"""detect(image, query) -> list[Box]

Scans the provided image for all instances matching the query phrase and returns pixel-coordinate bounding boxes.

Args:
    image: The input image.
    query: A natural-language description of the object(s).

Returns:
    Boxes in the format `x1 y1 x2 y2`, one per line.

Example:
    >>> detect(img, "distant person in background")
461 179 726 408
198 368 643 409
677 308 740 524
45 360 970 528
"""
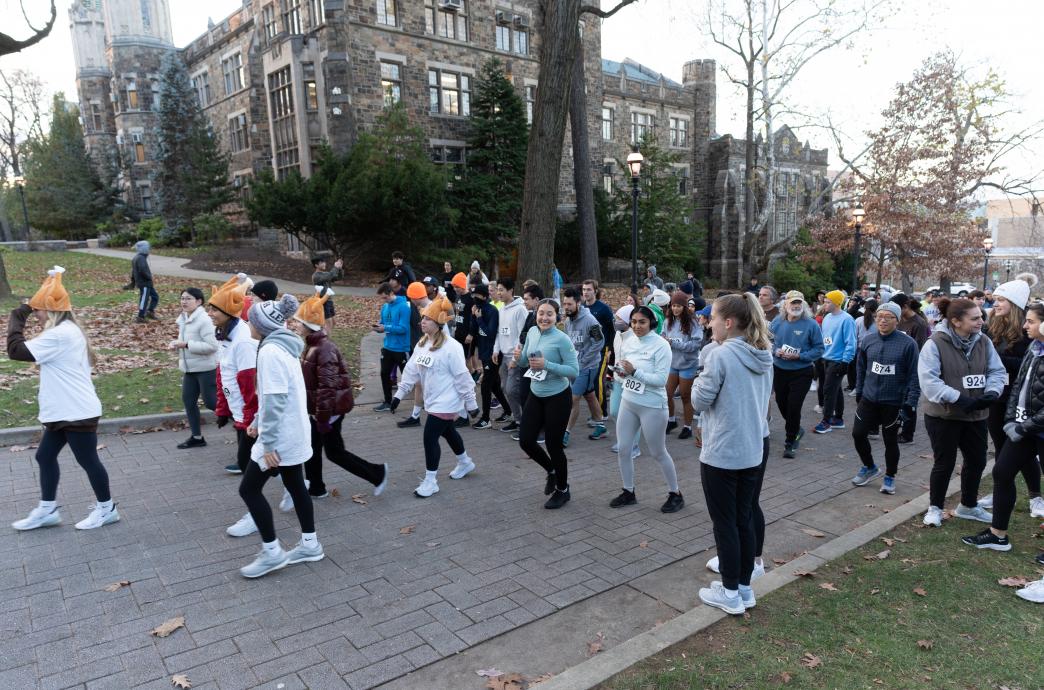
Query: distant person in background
469 260 490 286
745 276 761 295
130 240 159 323
311 255 343 333
645 265 664 290
758 286 780 322
552 264 564 302
385 251 416 287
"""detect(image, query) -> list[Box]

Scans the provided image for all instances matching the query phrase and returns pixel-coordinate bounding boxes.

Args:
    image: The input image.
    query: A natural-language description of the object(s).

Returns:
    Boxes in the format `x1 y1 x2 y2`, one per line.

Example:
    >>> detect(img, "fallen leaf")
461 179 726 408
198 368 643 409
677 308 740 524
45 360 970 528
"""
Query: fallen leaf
171 674 192 689
881 537 895 547
150 616 186 637
780 670 792 684
893 537 907 543
800 528 826 538
399 524 415 535
330 488 340 497
350 493 367 505
997 576 1030 588
638 540 649 548
773 558 787 566
870 588 881 595
841 565 854 575
530 674 554 685
864 549 890 561
425 541 441 547
139 397 150 404
586 631 605 656
103 580 130 592
917 639 933 650
864 504 876 508
819 582 839 592
116 394 125 399
913 587 927 597
485 674 526 690
800 652 822 669
8 444 36 452
836 454 846 459
918 453 932 459
476 668 503 678
793 569 817 577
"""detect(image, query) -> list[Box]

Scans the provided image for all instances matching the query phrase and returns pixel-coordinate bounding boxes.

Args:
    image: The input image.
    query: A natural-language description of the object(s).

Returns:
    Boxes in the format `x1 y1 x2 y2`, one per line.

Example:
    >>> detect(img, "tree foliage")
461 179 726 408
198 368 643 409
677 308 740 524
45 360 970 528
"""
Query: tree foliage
769 227 836 296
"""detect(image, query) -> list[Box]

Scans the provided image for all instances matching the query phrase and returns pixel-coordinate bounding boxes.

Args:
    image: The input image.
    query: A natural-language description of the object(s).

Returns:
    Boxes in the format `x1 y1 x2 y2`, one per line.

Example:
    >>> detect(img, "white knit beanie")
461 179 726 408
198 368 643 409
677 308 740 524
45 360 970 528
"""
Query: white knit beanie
248 294 300 336
993 273 1037 310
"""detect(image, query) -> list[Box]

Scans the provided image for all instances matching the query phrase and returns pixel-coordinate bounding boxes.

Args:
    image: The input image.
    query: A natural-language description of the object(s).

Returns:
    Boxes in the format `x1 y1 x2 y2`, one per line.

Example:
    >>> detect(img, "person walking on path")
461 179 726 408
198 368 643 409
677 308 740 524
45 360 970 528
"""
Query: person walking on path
373 283 411 412
663 290 703 440
850 302 920 494
471 284 511 429
962 301 1044 558
171 287 219 449
129 240 159 323
692 293 773 615
890 293 930 443
918 297 1007 528
814 290 857 434
769 291 824 458
495 278 528 434
311 255 343 333
562 287 607 445
611 305 684 513
515 298 580 509
284 287 389 506
7 266 119 531
391 297 481 498
236 295 323 578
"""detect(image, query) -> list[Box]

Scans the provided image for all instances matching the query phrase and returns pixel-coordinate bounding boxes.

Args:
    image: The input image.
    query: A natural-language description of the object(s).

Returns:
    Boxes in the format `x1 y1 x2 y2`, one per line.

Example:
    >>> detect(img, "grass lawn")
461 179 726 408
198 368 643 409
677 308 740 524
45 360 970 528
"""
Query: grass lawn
602 486 1044 690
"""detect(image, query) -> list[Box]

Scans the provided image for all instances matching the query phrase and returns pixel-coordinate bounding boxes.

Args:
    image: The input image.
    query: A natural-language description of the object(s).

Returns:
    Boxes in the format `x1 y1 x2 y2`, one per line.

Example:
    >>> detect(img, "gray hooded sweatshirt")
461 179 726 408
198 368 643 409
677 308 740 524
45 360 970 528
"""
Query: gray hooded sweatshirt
564 304 605 371
131 240 153 287
691 336 774 470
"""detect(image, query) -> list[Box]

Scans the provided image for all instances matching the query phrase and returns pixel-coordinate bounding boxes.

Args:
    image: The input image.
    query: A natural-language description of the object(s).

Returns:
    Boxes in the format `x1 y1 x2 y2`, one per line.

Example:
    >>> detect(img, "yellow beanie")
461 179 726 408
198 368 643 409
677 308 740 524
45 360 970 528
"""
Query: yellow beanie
29 266 72 312
825 290 845 308
294 286 332 330
209 273 253 317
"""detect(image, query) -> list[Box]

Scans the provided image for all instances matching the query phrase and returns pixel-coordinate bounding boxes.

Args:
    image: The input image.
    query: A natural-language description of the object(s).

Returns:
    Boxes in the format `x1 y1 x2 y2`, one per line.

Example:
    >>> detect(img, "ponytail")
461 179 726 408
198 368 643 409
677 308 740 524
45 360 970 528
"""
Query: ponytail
713 293 772 350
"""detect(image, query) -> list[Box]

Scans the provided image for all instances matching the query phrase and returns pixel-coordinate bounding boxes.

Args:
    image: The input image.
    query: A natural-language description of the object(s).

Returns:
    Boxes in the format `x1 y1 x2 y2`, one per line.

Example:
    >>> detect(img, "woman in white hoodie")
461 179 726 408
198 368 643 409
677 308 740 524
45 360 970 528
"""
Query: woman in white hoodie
171 287 219 449
392 296 480 498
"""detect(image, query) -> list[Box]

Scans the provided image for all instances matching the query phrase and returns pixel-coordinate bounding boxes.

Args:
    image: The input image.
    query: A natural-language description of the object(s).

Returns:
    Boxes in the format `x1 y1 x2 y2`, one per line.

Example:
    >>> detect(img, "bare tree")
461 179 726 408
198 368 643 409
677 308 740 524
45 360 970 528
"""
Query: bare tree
0 0 57 57
0 69 46 178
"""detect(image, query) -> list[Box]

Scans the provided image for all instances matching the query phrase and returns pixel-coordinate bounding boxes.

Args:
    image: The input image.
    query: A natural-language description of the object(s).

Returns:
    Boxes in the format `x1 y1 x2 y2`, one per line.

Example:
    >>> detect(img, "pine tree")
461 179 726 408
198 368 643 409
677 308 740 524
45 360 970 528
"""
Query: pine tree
21 93 112 238
156 53 232 243
454 58 528 262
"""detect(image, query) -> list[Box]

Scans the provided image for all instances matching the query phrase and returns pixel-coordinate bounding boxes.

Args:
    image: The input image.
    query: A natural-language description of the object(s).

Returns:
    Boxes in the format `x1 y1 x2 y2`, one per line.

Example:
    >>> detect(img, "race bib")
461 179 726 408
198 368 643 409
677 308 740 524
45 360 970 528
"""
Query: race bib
1015 406 1029 423
524 369 547 382
871 362 895 375
623 377 646 395
963 374 986 389
499 326 510 336
570 333 583 344
781 344 799 357
823 336 834 346
414 354 434 368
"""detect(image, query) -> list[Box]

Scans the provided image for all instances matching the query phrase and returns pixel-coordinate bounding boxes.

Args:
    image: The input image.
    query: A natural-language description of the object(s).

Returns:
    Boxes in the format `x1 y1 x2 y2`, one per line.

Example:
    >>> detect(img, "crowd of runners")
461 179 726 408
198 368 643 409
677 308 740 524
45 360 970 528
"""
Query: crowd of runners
6 254 1044 610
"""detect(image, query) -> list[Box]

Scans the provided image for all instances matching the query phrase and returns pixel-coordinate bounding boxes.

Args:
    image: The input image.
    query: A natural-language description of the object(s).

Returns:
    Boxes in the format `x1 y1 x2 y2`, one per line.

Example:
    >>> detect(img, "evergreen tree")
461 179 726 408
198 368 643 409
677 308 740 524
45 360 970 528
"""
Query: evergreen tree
156 53 232 243
21 93 112 239
769 226 836 296
453 58 528 261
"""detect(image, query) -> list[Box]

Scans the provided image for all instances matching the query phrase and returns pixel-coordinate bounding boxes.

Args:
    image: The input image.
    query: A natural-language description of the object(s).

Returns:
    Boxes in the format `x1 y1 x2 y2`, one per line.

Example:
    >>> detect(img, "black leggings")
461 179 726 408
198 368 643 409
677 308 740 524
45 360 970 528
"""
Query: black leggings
182 369 217 437
986 398 1041 497
701 460 761 590
239 461 314 543
753 436 768 557
236 428 257 472
422 415 466 471
519 387 571 491
35 427 111 502
925 415 988 509
991 436 1044 531
380 348 408 404
305 417 386 493
480 360 510 421
814 359 826 406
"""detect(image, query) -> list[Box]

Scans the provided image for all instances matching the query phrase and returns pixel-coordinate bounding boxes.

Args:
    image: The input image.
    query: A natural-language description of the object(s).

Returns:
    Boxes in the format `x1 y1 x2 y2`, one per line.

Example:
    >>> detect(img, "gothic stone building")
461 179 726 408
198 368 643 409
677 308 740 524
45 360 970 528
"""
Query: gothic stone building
69 0 826 281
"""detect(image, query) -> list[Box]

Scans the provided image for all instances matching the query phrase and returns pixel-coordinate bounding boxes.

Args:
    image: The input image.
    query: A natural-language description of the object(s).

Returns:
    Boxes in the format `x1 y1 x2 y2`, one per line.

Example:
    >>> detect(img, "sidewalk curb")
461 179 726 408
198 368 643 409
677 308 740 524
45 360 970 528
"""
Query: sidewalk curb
534 472 972 690
0 410 213 446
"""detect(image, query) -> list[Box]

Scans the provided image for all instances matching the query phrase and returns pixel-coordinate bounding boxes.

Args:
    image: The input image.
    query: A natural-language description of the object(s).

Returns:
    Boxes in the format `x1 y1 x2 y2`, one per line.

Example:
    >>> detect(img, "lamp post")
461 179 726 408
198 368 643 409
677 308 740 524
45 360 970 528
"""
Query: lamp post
850 204 865 295
626 147 644 297
982 237 993 289
12 174 31 248
1004 259 1014 282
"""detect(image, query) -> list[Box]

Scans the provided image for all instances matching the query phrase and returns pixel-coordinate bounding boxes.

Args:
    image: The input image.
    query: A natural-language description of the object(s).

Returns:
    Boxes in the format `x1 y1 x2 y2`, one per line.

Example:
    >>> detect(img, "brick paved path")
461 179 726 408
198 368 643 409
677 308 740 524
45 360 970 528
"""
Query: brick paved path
1 393 940 689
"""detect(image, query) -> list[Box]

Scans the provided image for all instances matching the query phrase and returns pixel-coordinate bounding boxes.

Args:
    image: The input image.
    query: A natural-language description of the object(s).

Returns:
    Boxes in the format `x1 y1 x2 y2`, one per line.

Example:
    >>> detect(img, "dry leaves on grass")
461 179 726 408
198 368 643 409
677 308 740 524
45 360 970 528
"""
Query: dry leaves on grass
818 582 839 592
793 569 817 578
841 565 854 575
870 588 881 595
586 631 605 656
864 549 891 561
149 616 186 638
800 528 826 538
778 670 792 683
799 653 822 669
913 587 927 597
917 639 933 651
170 674 192 688
103 580 130 592
997 576 1030 588
399 525 415 535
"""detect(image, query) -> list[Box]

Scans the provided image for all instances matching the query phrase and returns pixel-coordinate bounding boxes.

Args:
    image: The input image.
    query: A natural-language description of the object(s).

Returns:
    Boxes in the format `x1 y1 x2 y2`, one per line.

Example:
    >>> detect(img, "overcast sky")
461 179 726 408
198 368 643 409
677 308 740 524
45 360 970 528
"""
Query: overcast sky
2 0 1041 190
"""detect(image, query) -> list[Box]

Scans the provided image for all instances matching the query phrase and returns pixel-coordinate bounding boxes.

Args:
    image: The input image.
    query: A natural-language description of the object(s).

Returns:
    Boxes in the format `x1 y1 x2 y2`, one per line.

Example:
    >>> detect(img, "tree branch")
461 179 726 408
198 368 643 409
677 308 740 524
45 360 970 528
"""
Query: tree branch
0 0 57 57
580 0 639 19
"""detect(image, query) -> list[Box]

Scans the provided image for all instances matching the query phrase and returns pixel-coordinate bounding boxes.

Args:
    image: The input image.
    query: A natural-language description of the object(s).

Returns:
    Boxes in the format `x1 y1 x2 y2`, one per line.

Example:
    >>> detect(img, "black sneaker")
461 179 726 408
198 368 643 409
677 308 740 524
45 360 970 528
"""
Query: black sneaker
455 417 469 428
661 492 685 513
678 427 693 440
495 413 512 423
666 420 678 434
792 427 805 450
897 435 914 444
374 402 391 412
177 436 207 449
544 473 556 496
544 488 571 509
224 463 242 475
783 442 796 459
961 529 1011 551
610 489 637 508
1036 551 1044 566
501 421 520 433
472 419 492 430
397 416 420 428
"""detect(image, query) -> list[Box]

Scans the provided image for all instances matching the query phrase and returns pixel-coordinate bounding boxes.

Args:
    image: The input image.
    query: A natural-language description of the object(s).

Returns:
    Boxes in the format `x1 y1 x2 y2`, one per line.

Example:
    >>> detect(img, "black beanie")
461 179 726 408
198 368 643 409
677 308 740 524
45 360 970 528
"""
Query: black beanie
251 280 279 302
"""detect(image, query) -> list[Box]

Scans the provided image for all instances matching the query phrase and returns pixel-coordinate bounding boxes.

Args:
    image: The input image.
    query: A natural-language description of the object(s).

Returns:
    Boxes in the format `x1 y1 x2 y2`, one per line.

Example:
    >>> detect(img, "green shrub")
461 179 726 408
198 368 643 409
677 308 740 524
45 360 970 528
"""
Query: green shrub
192 213 233 244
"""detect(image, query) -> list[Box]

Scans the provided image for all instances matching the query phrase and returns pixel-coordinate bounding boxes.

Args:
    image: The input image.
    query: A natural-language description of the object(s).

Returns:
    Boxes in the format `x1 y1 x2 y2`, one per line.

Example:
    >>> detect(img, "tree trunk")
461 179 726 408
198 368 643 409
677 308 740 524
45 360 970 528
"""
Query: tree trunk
569 36 599 282
741 57 756 288
0 254 12 299
516 0 581 289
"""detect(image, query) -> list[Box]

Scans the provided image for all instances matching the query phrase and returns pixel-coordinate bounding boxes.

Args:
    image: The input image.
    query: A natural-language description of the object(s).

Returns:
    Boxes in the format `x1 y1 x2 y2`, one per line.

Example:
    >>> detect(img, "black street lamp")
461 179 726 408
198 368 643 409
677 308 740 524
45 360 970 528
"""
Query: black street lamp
12 174 31 248
982 237 993 289
850 204 865 295
626 147 644 297
1004 258 1014 283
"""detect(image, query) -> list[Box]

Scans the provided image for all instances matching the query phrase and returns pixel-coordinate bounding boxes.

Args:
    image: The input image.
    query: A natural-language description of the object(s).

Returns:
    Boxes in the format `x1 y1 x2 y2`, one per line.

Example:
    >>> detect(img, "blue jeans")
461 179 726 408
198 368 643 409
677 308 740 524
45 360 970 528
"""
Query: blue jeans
138 285 159 317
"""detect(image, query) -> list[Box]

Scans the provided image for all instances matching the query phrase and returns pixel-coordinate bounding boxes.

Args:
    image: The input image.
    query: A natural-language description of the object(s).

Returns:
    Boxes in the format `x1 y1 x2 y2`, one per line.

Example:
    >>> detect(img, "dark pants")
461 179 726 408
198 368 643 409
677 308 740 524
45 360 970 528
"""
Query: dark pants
182 369 217 437
701 460 761 590
35 427 111 502
846 358 857 390
992 437 1044 531
519 388 572 491
239 462 313 543
773 366 813 443
519 371 532 410
305 417 385 494
753 436 769 556
814 359 826 406
480 359 510 421
987 396 1041 497
821 360 848 420
236 428 257 472
925 415 988 509
899 406 917 440
422 415 467 471
137 285 159 318
380 348 408 404
853 400 902 476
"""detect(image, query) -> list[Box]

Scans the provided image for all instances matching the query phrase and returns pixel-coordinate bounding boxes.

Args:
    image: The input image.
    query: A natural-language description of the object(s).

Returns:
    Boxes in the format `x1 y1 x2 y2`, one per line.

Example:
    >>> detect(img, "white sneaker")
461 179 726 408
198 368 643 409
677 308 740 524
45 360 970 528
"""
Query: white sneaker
705 556 764 581
279 488 294 513
1016 578 1044 603
631 444 642 459
953 504 992 523
286 539 325 564
813 404 823 414
712 581 756 609
810 381 818 392
922 506 943 527
706 555 720 573
414 476 439 498
1029 496 1044 518
12 505 61 531
226 512 258 537
75 504 120 530
698 581 745 615
977 493 994 509
449 456 476 480
240 546 289 578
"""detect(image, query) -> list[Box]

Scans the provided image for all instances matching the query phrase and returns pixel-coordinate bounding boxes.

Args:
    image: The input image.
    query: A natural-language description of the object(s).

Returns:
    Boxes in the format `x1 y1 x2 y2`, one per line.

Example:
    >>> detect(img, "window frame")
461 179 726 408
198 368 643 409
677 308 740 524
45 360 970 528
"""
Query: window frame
222 52 245 95
192 71 211 107
630 111 653 144
669 116 689 148
228 112 249 153
283 0 302 34
381 61 403 107
268 66 300 179
376 0 397 26
601 106 614 141
424 0 468 42
428 67 470 117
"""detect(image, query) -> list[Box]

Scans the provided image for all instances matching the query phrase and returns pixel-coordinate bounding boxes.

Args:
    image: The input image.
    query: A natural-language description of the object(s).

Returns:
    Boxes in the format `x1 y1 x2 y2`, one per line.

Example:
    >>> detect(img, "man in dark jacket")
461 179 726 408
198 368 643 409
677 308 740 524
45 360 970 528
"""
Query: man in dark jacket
470 284 510 428
130 240 158 323
385 251 416 287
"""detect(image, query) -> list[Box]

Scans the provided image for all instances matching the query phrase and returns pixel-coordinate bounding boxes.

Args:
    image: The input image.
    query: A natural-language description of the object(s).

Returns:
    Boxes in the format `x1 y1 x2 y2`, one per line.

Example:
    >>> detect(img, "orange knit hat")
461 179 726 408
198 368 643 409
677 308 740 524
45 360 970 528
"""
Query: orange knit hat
451 272 468 291
209 273 253 317
421 295 453 325
294 286 332 330
29 265 72 312
406 281 427 300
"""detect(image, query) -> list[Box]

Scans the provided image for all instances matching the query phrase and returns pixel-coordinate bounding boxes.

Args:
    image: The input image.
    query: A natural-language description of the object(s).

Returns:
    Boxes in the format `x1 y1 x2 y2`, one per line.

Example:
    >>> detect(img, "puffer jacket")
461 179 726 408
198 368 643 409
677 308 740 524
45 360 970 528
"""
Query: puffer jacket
301 329 354 425
1005 341 1044 437
176 306 219 373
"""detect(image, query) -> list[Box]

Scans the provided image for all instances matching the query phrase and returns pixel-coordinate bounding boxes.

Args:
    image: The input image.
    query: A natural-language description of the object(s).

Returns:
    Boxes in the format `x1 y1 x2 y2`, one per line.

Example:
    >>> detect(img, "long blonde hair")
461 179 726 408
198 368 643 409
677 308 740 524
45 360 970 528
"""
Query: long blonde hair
417 324 447 351
714 293 772 350
45 311 97 367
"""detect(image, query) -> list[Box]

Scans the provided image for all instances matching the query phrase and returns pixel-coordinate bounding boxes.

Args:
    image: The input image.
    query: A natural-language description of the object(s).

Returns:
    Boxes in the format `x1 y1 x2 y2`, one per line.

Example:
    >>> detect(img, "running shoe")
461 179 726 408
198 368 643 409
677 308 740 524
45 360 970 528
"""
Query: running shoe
286 540 325 564
177 436 207 449
586 419 603 428
224 464 242 475
12 505 61 531
813 420 832 434
1016 578 1044 603
977 493 994 510
562 430 570 447
793 428 805 449
851 465 882 487
661 492 685 513
544 488 571 509
810 380 818 392
397 416 420 428
699 581 744 615
666 420 678 434
705 557 765 581
495 412 511 423
373 464 389 496
813 404 823 414
829 417 846 430
631 444 641 459
226 512 258 537
490 399 501 409
609 489 637 508
588 424 608 440
75 503 120 530
897 435 913 444
279 489 294 513
880 475 896 495
414 476 439 498
511 432 520 441
678 427 693 440
472 419 492 430
867 427 880 438
1036 551 1044 567
240 547 290 578
710 581 757 610
961 528 1011 551
373 402 392 412
449 456 476 479
501 421 520 433
782 443 796 459
1029 496 1044 518
610 442 618 453
953 504 993 523
922 506 943 527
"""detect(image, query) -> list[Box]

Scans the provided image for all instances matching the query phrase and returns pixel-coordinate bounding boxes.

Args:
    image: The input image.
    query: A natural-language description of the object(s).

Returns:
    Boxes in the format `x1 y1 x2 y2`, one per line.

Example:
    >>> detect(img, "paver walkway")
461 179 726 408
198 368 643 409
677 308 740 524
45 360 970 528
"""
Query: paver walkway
2 388 942 689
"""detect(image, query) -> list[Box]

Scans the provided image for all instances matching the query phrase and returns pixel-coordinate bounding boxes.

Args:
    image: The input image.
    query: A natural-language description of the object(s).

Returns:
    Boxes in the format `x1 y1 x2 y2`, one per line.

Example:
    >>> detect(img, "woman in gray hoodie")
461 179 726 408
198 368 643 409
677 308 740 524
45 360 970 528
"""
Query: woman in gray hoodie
691 293 773 615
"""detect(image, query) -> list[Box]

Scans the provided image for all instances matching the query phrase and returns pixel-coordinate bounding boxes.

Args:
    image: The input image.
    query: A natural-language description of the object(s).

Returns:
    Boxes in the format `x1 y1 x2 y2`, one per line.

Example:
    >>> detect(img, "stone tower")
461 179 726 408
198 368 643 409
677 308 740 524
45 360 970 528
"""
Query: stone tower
70 0 118 184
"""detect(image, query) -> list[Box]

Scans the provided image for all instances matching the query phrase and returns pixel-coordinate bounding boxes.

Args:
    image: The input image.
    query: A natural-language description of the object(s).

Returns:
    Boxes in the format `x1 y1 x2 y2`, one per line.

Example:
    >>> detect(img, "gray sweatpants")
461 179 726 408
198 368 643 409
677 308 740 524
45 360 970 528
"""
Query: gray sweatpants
500 358 523 422
616 399 679 493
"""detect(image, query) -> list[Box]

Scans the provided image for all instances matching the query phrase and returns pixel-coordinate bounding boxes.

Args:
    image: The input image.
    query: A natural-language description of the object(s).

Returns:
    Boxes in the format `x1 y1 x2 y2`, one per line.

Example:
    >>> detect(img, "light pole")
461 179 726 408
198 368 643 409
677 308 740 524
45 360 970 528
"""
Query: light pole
850 204 865 295
12 174 31 248
1004 258 1014 283
982 237 993 289
626 147 644 297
